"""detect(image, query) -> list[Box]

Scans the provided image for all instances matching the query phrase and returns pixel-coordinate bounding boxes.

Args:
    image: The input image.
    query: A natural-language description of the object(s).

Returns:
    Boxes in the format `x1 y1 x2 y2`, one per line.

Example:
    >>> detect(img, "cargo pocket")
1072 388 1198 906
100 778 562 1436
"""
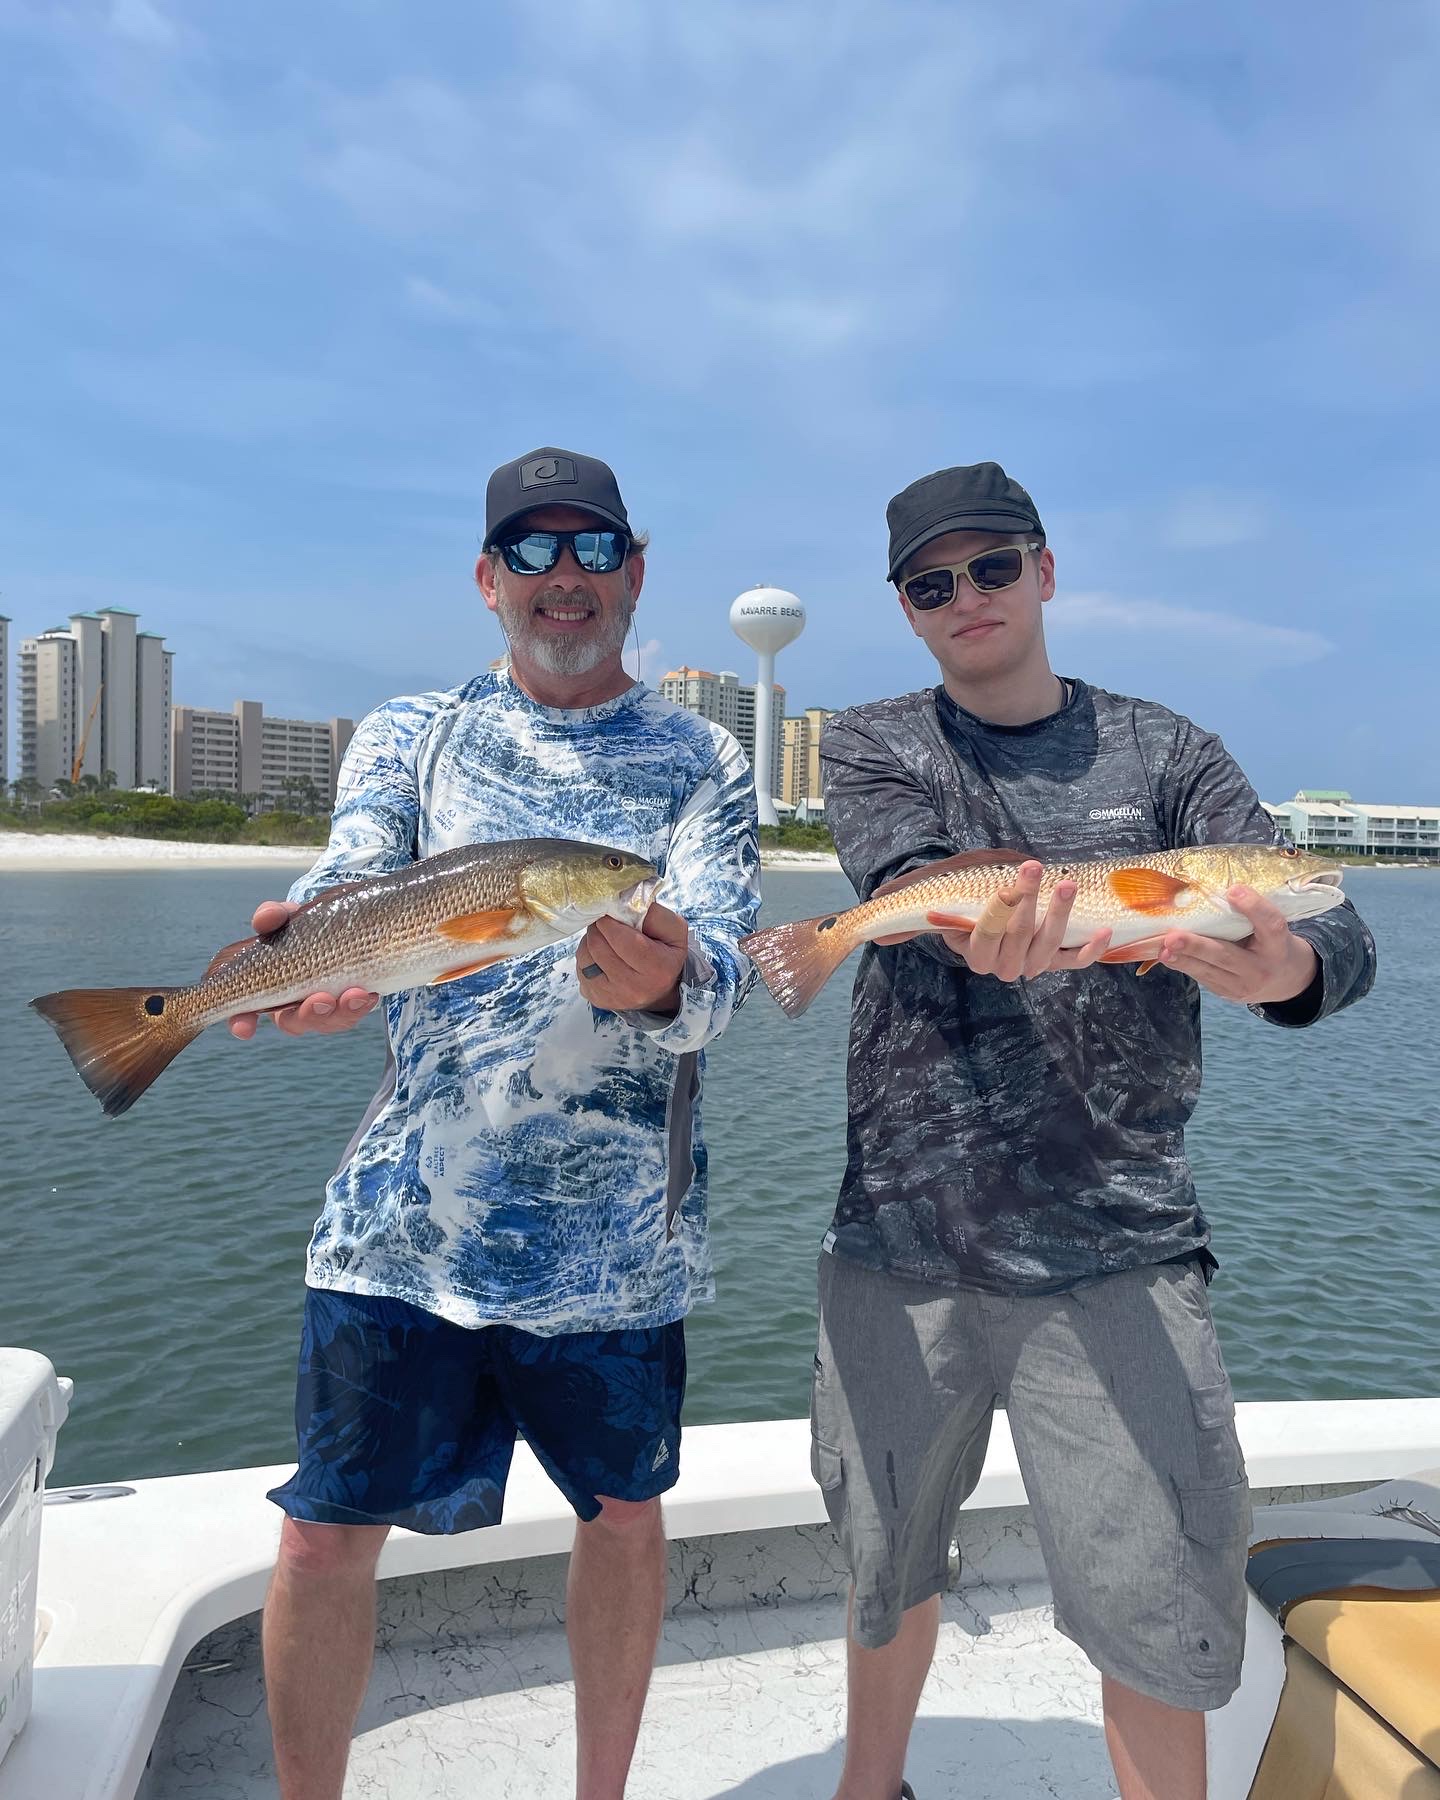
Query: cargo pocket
811 1438 848 1529
1189 1379 1244 1487
1176 1479 1250 1677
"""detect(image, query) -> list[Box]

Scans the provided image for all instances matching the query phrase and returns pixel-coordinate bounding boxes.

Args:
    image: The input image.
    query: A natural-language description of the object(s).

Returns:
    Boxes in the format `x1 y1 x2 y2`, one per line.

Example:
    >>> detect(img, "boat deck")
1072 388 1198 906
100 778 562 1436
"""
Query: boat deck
142 1518 1113 1800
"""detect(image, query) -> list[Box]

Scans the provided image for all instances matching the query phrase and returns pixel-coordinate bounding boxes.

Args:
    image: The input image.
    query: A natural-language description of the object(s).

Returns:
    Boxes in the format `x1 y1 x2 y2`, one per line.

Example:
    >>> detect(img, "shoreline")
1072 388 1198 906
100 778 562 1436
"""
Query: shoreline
0 833 846 875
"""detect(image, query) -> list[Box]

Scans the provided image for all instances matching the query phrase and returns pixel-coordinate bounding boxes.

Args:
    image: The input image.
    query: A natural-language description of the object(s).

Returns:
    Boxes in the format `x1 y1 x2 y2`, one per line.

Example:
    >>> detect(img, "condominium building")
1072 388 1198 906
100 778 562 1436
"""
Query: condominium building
17 609 173 792
1264 790 1440 860
171 701 355 809
781 706 835 810
0 613 8 790
659 665 786 799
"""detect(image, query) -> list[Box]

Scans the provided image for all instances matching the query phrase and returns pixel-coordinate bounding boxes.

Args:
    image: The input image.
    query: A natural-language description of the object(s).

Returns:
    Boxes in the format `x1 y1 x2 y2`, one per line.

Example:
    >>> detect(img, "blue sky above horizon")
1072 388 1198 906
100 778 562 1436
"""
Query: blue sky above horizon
2 0 1436 802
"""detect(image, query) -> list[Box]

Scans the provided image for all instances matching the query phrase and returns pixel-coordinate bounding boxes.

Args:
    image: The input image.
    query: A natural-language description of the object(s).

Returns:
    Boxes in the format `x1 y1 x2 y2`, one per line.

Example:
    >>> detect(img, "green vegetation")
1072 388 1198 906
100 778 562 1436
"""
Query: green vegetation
759 821 835 851
3 777 331 846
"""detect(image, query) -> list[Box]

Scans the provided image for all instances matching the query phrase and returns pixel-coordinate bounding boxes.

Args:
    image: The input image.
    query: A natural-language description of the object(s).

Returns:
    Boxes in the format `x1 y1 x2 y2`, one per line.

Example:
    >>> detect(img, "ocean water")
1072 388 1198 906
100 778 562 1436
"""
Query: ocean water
0 865 1434 1488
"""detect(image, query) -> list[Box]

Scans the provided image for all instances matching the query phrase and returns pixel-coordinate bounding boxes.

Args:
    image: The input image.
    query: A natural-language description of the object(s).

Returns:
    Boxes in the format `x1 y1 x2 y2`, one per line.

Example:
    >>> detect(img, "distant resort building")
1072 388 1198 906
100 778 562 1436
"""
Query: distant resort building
1264 791 1440 860
171 701 355 810
781 706 834 817
659 665 786 802
0 613 8 789
17 609 174 794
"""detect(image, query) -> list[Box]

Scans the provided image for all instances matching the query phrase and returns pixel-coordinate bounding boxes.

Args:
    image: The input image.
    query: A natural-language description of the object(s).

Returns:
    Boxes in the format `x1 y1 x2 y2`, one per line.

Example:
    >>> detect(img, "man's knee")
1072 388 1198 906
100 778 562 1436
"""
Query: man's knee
274 1516 390 1583
585 1494 664 1538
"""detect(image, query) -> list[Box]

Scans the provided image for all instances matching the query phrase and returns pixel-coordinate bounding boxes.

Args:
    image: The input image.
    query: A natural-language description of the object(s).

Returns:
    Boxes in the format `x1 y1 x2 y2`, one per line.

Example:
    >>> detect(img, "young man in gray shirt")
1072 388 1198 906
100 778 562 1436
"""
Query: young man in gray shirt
812 462 1375 1800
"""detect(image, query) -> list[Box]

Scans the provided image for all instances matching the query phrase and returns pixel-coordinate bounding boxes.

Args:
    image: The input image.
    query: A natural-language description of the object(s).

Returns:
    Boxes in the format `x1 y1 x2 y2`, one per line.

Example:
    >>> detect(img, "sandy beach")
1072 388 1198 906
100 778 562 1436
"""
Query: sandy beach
0 833 844 875
0 833 322 873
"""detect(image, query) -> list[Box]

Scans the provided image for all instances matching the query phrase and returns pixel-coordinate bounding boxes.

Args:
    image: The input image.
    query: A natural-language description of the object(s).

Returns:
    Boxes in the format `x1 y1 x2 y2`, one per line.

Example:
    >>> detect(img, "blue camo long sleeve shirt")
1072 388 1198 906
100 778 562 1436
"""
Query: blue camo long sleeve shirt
287 672 760 1334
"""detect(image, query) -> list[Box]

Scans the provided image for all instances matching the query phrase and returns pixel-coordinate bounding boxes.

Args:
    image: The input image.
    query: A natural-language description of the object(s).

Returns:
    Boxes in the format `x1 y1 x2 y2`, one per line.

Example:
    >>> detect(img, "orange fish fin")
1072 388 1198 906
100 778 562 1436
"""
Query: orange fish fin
740 913 858 1019
923 911 977 932
1097 936 1169 965
204 937 255 978
1136 959 1160 977
437 908 518 944
873 849 1026 898
30 987 201 1117
430 954 507 985
1107 867 1192 915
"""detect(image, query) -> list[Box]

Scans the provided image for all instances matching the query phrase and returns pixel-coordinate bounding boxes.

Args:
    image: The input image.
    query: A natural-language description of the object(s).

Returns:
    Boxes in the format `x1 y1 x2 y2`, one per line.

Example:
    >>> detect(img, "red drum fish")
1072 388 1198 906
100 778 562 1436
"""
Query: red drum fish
741 843 1344 1019
32 837 658 1115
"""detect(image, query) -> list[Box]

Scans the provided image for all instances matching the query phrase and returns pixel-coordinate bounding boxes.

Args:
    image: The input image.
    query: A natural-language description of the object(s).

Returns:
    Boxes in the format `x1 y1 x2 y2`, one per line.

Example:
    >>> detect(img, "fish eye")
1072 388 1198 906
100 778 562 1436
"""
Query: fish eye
1281 846 1299 859
605 854 623 870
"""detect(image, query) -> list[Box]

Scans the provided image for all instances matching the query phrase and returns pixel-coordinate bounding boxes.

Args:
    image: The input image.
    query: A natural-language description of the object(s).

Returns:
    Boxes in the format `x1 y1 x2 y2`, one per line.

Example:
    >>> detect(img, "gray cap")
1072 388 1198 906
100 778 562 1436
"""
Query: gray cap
886 461 1044 580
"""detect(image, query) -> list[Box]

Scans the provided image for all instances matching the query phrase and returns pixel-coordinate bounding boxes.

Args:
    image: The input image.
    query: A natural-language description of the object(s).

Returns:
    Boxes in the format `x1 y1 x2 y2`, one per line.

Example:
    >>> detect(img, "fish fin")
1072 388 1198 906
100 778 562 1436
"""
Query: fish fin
430 955 507 985
923 911 977 933
1137 959 1159 976
1107 867 1192 915
437 908 519 944
204 936 256 978
873 849 1026 898
739 913 859 1019
1097 936 1169 965
30 987 201 1117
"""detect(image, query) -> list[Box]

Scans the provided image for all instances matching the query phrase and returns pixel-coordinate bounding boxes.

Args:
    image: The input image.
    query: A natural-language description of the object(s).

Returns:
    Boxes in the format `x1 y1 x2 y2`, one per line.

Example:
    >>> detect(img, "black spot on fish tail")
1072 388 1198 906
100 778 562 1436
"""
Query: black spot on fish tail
817 916 839 933
144 994 166 1015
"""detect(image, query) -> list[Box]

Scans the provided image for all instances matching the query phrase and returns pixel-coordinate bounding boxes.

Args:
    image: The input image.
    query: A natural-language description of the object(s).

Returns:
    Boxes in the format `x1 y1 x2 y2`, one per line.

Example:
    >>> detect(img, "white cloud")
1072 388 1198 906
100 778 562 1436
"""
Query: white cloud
624 635 665 682
1053 590 1332 668
1160 487 1269 550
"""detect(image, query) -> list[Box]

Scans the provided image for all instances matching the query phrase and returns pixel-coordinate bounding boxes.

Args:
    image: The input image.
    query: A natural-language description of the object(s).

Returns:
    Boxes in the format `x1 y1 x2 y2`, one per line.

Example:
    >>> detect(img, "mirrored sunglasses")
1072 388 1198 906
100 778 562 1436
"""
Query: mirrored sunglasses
495 528 631 577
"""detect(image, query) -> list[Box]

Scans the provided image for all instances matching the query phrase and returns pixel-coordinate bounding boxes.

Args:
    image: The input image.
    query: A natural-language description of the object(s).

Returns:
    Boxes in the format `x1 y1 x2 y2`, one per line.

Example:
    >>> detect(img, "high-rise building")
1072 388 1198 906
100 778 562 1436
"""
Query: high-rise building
17 608 174 792
0 613 9 791
171 701 355 809
659 665 785 800
782 706 835 810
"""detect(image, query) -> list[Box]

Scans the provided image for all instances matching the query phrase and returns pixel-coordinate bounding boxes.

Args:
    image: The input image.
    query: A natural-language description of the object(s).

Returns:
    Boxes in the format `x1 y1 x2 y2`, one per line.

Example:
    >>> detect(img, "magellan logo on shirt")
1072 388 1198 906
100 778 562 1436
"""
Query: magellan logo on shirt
1088 804 1146 822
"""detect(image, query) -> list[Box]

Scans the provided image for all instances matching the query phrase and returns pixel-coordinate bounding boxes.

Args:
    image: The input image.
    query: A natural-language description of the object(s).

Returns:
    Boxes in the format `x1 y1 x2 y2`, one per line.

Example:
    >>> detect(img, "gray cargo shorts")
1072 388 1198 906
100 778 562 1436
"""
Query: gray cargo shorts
811 1251 1251 1711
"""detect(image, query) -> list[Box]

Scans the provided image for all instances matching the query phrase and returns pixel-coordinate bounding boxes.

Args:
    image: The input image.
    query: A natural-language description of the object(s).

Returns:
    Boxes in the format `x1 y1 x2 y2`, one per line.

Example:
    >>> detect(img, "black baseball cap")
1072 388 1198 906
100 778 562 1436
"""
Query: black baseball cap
484 447 631 548
886 461 1044 581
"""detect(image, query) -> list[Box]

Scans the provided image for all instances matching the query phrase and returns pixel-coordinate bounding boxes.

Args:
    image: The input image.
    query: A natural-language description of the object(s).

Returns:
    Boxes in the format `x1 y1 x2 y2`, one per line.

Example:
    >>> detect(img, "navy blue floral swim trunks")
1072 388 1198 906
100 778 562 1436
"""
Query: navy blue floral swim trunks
267 1287 687 1533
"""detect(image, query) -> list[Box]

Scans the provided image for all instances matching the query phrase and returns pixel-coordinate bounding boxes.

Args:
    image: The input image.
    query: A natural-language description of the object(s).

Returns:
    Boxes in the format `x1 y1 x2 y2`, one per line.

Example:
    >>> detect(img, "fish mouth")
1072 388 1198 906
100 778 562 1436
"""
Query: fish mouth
1298 869 1344 890
621 877 660 916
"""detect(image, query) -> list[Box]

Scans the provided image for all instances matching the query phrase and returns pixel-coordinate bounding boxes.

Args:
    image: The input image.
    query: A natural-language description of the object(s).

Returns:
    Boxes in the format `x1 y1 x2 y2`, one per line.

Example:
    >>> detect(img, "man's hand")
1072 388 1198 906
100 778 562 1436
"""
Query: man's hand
227 899 380 1040
876 860 1112 981
577 902 689 1016
1148 885 1319 1005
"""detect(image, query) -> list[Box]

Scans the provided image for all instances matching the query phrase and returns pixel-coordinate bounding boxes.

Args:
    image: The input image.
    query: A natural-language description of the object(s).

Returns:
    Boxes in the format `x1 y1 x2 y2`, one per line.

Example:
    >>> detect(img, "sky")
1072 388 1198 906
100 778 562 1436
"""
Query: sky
1 0 1437 802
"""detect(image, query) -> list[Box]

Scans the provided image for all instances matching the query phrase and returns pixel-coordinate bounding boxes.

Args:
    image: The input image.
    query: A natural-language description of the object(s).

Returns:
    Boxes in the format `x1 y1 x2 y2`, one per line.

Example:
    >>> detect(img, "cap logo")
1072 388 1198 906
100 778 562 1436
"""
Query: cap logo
519 456 577 489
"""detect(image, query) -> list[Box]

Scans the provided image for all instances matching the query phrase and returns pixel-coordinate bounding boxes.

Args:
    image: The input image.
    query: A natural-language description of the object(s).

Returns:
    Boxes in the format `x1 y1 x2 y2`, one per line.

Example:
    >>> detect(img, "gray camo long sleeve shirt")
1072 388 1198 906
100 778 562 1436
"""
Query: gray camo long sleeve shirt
820 680 1376 1294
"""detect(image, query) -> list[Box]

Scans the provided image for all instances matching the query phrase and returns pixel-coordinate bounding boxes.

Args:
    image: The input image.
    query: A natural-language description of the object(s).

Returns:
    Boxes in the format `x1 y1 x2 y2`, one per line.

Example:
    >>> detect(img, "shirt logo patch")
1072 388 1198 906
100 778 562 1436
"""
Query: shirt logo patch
650 1439 671 1472
519 455 577 489
1088 804 1146 822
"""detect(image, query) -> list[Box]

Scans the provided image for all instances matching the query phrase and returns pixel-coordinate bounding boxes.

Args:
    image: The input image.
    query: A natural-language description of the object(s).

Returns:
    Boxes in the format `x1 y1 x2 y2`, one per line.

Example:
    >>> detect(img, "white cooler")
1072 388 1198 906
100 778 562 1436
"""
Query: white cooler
0 1351 71 1771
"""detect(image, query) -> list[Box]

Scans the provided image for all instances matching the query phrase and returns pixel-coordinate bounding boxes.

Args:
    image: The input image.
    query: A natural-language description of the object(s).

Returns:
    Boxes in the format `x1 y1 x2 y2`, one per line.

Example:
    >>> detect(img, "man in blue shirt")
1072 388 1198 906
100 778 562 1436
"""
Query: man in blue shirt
231 447 759 1800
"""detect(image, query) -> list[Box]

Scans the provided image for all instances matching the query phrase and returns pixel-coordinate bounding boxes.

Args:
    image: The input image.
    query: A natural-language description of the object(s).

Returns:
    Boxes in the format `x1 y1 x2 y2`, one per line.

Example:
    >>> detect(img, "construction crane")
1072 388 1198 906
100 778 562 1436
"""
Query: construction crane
71 682 103 785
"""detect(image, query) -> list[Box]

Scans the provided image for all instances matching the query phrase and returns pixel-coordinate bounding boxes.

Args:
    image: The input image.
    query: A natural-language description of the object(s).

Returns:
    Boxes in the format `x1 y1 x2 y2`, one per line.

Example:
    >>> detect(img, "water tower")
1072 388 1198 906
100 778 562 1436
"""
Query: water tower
729 585 806 827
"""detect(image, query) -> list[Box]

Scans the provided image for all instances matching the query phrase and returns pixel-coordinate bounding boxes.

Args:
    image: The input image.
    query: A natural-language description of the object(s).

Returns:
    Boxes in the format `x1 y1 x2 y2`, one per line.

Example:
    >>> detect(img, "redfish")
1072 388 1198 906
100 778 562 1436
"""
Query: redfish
32 837 657 1115
741 843 1344 1018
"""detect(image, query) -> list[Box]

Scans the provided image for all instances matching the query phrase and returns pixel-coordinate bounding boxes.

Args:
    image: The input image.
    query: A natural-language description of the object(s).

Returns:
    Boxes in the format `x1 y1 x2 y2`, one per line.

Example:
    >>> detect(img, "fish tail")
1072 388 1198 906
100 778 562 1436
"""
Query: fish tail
739 913 860 1019
30 986 201 1117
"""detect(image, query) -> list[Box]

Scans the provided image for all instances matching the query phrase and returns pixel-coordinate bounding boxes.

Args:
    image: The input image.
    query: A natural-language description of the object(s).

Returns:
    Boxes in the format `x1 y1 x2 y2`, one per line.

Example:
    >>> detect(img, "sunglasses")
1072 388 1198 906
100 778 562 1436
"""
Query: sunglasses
494 527 631 577
900 541 1042 611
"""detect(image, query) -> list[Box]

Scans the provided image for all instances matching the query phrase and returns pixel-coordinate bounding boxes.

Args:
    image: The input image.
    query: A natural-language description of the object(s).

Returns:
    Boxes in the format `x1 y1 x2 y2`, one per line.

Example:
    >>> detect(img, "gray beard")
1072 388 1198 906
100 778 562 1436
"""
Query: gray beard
497 583 635 677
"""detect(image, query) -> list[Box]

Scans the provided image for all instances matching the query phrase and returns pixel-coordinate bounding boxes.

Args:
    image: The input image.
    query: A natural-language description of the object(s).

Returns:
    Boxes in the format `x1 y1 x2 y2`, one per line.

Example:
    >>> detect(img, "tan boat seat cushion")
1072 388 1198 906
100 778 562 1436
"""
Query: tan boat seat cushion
1282 1591 1440 1766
